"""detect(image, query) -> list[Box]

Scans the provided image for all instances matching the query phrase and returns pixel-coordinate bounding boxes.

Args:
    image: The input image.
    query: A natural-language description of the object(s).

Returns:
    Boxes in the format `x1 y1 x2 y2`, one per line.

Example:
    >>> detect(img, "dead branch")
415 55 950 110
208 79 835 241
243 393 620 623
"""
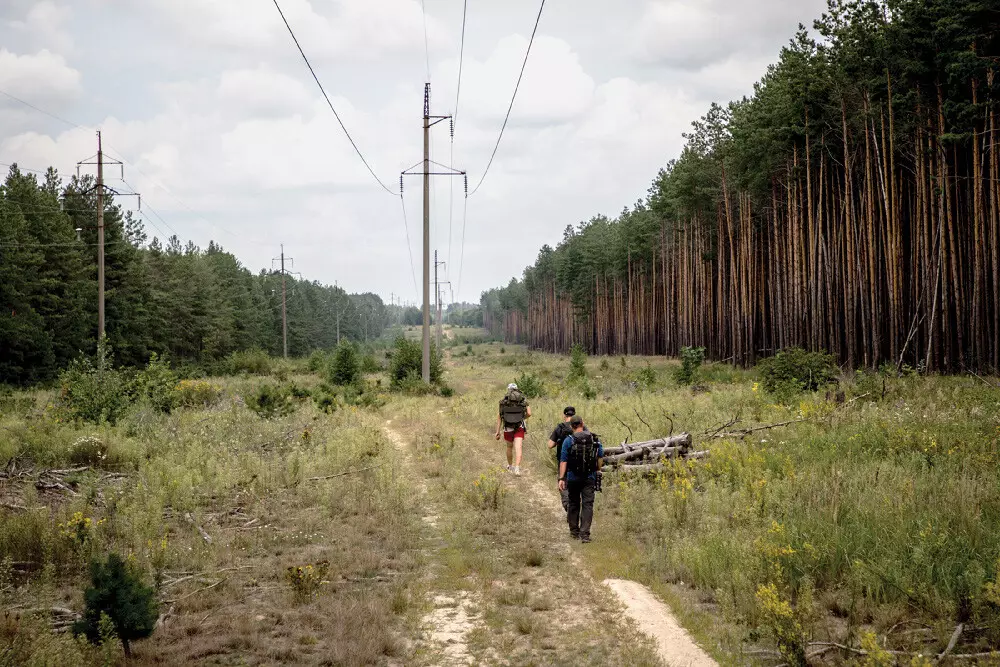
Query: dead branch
184 513 213 544
711 419 805 439
609 411 634 444
155 604 175 630
704 412 741 438
661 411 675 437
937 623 963 663
1 502 28 511
307 463 384 481
42 466 90 476
633 408 653 434
970 371 1000 390
165 578 225 604
34 480 78 495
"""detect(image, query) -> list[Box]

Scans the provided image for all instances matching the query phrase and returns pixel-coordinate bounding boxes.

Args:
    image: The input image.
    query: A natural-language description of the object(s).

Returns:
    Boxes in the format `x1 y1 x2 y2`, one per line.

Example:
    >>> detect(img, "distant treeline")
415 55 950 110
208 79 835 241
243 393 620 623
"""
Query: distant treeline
1 166 389 385
482 0 1000 372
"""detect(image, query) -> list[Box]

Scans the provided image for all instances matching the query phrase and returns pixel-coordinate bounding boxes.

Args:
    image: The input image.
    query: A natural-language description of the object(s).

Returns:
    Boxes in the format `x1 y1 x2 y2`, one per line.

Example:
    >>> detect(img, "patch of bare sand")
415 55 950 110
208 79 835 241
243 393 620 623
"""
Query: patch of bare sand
604 579 718 667
526 466 718 667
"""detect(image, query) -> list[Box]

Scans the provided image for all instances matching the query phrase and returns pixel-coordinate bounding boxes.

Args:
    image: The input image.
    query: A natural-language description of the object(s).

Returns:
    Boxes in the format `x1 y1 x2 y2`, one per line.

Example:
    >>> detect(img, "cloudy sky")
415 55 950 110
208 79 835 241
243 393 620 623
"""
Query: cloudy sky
0 0 828 305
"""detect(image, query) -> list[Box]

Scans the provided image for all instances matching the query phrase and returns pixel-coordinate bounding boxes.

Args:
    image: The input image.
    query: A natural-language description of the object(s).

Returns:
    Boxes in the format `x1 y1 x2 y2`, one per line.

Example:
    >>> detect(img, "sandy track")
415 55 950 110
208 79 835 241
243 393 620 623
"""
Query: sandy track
604 578 718 667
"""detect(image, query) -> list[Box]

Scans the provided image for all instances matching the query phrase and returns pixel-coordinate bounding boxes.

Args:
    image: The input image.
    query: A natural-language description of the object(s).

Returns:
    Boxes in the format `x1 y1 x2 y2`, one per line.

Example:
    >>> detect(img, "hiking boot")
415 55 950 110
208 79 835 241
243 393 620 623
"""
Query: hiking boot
513 466 521 476
570 532 580 540
505 464 513 473
581 536 592 544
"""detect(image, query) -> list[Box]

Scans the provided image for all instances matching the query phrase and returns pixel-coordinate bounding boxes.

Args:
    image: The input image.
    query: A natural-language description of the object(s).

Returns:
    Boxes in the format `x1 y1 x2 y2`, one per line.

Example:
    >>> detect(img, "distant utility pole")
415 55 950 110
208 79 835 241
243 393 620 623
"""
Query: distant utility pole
272 245 294 358
434 250 445 351
76 130 139 347
402 83 467 382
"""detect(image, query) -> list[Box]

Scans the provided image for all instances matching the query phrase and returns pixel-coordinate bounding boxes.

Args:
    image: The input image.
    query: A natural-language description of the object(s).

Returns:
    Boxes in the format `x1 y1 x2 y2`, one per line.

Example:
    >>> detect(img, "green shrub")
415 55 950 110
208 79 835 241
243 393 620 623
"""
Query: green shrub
312 384 339 414
247 384 296 419
568 344 587 382
173 379 222 407
757 348 837 401
307 350 328 372
637 363 657 388
136 353 178 413
57 343 136 425
328 341 361 386
74 553 158 657
439 384 455 397
359 353 382 374
516 372 545 399
600 358 610 371
673 346 705 385
225 348 272 376
389 337 442 387
581 379 597 400
68 436 108 466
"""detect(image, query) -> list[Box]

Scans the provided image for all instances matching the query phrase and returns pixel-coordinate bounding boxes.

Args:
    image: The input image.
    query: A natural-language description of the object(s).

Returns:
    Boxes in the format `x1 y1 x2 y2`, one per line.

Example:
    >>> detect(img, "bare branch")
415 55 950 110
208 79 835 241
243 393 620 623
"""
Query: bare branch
308 463 384 481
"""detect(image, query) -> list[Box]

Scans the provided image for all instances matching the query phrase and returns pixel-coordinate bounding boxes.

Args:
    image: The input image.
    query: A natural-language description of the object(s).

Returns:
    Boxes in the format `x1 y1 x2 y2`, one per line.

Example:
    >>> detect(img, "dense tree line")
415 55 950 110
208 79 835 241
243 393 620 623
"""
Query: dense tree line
483 0 1000 372
1 166 389 385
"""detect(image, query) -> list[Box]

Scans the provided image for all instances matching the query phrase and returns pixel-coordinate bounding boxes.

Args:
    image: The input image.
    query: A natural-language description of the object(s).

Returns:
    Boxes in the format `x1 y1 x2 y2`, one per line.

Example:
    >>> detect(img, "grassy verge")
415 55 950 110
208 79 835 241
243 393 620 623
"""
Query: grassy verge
450 341 1000 662
0 373 422 665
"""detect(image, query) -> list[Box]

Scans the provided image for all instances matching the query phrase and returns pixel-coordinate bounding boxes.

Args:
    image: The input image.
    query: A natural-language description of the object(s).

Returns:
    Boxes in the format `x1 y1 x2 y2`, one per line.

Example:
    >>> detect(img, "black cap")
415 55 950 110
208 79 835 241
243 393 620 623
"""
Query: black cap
569 415 584 429
563 406 576 417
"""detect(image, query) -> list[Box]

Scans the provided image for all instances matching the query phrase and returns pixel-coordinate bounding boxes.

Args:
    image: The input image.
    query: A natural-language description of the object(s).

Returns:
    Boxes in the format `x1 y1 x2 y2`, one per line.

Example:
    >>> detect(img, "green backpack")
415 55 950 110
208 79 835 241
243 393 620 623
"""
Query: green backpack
499 390 527 428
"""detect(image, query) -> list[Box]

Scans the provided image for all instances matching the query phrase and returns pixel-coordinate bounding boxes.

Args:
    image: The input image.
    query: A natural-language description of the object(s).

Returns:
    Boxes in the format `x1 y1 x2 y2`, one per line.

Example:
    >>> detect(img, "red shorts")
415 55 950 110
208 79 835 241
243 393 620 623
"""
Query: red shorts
503 427 526 443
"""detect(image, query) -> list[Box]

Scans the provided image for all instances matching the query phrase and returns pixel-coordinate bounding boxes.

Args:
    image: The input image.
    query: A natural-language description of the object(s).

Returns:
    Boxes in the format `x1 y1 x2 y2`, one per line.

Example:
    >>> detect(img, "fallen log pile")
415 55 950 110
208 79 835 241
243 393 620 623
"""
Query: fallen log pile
602 433 708 475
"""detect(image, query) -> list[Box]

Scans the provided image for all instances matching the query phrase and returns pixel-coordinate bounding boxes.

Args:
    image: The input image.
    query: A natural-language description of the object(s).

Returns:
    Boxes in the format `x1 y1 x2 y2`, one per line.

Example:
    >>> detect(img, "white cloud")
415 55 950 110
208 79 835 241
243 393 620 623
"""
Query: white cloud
150 0 451 60
633 0 827 69
5 1 73 54
0 49 81 102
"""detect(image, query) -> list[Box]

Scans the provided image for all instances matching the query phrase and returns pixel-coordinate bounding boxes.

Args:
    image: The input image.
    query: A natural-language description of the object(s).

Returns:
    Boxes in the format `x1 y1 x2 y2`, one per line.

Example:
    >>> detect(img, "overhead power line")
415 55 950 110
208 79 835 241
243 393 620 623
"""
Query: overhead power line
420 0 431 82
399 190 420 297
469 0 547 196
448 0 468 273
271 0 399 196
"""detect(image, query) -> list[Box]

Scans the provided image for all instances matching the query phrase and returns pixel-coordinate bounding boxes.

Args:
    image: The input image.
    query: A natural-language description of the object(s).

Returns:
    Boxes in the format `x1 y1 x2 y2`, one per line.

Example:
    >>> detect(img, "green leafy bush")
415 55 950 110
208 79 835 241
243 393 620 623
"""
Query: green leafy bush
439 384 455 397
568 344 587 382
136 353 178 413
673 346 705 385
389 337 441 387
225 348 272 376
328 341 361 386
247 383 296 419
173 379 222 407
57 344 136 425
516 372 545 399
307 350 328 372
312 384 339 414
74 553 158 657
359 353 382 374
757 348 837 400
637 363 657 388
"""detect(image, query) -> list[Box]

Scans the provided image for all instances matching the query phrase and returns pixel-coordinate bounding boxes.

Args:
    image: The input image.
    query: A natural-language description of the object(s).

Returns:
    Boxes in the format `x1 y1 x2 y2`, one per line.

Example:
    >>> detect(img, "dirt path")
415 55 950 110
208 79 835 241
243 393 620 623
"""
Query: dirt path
525 467 718 667
605 579 718 667
384 420 480 665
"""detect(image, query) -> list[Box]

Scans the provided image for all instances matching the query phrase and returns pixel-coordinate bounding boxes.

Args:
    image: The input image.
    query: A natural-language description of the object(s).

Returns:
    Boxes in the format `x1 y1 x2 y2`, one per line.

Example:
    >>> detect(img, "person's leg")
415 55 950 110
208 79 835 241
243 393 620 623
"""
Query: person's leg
512 436 523 471
566 480 582 538
506 443 514 466
579 479 596 542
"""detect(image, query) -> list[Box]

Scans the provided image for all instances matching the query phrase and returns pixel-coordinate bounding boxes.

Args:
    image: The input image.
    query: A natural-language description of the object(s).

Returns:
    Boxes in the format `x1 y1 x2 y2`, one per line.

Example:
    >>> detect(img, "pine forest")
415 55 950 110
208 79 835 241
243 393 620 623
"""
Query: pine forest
482 0 1000 373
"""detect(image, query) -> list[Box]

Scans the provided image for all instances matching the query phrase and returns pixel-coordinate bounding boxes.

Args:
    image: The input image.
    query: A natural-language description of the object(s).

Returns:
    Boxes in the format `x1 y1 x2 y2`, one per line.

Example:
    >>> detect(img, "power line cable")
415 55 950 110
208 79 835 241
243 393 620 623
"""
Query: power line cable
271 0 399 196
399 191 420 297
420 0 431 82
448 0 468 272
469 0 546 196
0 89 85 130
456 191 469 297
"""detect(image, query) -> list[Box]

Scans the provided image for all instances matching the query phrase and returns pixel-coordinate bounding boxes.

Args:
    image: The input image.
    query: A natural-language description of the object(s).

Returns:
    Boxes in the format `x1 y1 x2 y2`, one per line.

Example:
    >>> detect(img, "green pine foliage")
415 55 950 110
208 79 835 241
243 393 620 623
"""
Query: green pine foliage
328 341 361 386
673 346 706 386
389 337 442 387
74 553 159 657
0 166 395 386
568 345 587 382
757 348 838 400
57 342 136 425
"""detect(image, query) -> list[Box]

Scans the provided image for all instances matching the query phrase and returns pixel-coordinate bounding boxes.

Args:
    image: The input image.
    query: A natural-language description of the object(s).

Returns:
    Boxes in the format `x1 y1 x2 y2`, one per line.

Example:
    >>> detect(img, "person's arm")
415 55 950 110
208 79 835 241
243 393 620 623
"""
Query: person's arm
495 414 502 440
558 461 567 491
547 439 557 450
525 405 532 419
597 442 604 471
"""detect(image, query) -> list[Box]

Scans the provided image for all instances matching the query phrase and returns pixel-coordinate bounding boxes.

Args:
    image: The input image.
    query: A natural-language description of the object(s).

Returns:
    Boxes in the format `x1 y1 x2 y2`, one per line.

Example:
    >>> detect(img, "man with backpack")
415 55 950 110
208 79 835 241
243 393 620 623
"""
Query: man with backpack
558 415 603 542
495 382 531 476
547 406 576 511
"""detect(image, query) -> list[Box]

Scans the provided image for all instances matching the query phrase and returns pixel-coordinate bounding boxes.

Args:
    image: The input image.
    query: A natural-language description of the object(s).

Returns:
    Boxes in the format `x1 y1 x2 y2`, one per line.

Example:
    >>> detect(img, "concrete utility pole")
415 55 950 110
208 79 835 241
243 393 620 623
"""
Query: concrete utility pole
96 133 105 341
401 83 466 383
272 246 294 358
435 251 447 352
76 131 136 353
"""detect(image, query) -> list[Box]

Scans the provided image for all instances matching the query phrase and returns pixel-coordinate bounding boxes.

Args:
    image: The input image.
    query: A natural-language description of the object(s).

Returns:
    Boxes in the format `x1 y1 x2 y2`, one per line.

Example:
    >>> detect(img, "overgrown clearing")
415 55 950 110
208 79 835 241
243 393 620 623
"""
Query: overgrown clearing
3 332 1000 664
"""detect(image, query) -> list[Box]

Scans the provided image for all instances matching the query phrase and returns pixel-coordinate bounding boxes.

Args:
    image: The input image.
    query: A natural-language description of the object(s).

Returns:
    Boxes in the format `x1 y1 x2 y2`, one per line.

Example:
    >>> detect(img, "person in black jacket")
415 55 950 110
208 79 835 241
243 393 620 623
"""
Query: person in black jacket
547 406 576 511
558 416 603 543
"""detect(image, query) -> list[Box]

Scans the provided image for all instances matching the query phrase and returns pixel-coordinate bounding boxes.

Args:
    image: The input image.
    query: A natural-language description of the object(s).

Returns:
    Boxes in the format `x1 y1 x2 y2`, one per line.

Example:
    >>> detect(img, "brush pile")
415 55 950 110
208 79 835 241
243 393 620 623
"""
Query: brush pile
602 433 708 474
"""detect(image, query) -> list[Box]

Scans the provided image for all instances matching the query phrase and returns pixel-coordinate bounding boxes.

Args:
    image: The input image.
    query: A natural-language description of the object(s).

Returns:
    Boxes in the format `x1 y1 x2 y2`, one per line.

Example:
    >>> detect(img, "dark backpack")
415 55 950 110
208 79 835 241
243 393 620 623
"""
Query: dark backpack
568 431 599 477
500 391 527 428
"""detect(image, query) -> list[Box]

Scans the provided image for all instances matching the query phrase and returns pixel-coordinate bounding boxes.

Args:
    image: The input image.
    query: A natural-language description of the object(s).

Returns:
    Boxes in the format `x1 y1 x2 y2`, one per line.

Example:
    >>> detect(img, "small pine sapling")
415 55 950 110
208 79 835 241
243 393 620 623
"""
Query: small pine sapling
74 553 159 657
